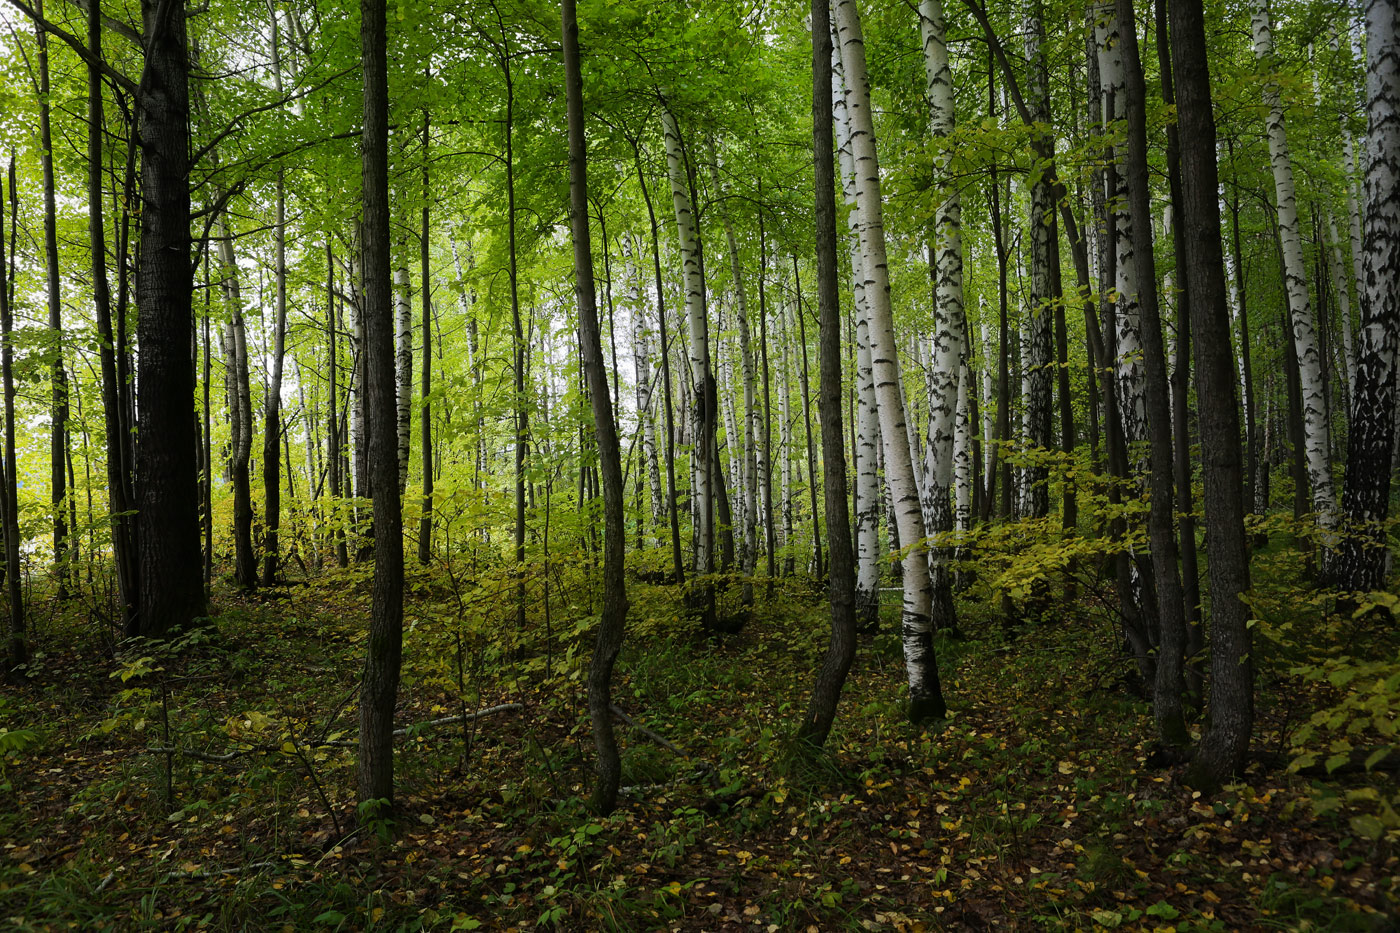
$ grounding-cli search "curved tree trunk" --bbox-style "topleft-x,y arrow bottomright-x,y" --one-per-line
216,216 -> 257,590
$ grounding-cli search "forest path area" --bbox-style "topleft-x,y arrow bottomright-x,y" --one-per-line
0,561 -> 1395,932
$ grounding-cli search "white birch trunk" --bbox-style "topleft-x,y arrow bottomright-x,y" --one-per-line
979,303 -> 995,482
953,362 -> 972,533
835,0 -> 942,719
1251,0 -> 1338,528
1095,3 -> 1148,452
708,158 -> 759,581
1021,0 -> 1053,520
918,0 -> 964,622
625,234 -> 665,535
835,55 -> 883,626
661,105 -> 716,579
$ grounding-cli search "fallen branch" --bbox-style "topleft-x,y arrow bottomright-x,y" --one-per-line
610,703 -> 693,757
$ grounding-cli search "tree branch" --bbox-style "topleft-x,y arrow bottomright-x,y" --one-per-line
2,0 -> 138,95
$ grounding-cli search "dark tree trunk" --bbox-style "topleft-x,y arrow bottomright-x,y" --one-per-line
0,161 -> 24,673
202,273 -> 213,594
135,0 -> 205,637
418,111 -> 434,566
798,0 -> 856,750
1155,0 -> 1204,703
1117,0 -> 1188,746
35,4 -> 68,597
261,166 -> 288,586
328,245 -> 349,569
356,0 -> 404,812
562,0 -> 629,816
87,0 -> 138,628
1170,0 -> 1254,791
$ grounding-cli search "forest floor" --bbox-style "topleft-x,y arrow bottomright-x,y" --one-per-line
0,546 -> 1397,932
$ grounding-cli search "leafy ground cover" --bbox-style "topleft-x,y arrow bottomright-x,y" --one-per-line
0,553 -> 1396,932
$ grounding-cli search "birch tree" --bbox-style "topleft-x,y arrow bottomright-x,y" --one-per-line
918,0 -> 964,628
834,51 -> 882,630
1331,0 -> 1399,596
1251,0 -> 1338,531
661,104 -> 717,626
835,0 -> 944,722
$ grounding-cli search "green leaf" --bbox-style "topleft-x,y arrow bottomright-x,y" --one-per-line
1349,814 -> 1385,840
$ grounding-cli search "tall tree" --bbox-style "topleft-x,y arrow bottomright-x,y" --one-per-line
417,112 -> 434,566
918,0 -> 964,632
34,0 -> 68,596
1,160 -> 23,672
356,0 -> 404,812
800,0 -> 856,750
561,0 -> 628,815
661,104 -> 716,627
834,0 -> 944,722
1117,0 -> 1188,746
262,0 -> 290,586
1171,0 -> 1254,790
135,0 -> 205,636
1251,0 -> 1337,534
1330,0 -> 1399,596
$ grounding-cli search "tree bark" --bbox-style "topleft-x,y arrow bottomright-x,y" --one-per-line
35,1 -> 68,596
661,105 -> 716,625
1330,0 -> 1399,596
834,0 -> 943,722
1117,0 -> 1188,746
1171,0 -> 1254,791
356,0 -> 404,812
918,0 -> 964,631
135,0 -> 205,636
833,59 -> 881,628
1251,0 -> 1338,534
0,161 -> 24,672
562,0 -> 629,815
417,112 -> 434,566
86,0 -> 138,627
217,215 -> 257,590
799,0 -> 856,750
